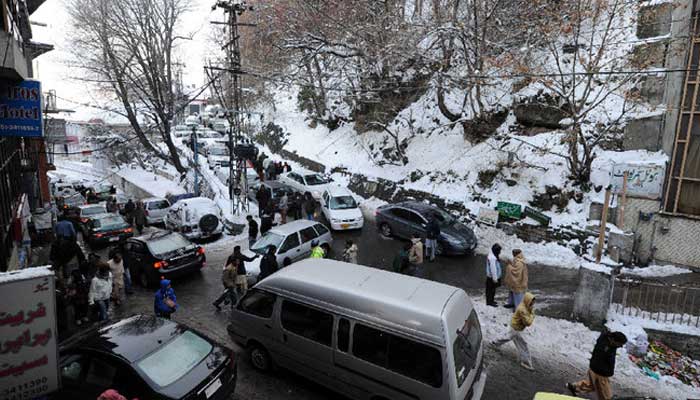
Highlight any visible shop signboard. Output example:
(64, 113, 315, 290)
(0, 80, 43, 138)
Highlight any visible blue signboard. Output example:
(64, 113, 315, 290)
(0, 80, 43, 137)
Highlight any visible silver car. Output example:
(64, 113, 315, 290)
(143, 197, 171, 225)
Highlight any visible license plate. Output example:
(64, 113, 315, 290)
(204, 378, 222, 398)
(109, 236, 120, 242)
(341, 224, 350, 229)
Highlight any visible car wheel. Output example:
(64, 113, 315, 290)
(379, 223, 392, 237)
(249, 344, 272, 372)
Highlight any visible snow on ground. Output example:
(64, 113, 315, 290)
(474, 299, 700, 400)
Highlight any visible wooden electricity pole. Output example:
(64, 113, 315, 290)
(596, 186, 612, 264)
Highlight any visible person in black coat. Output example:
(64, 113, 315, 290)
(124, 199, 136, 224)
(425, 218, 440, 262)
(256, 186, 270, 218)
(246, 215, 258, 248)
(567, 328, 627, 400)
(258, 246, 278, 281)
(260, 212, 273, 236)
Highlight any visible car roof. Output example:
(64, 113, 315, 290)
(258, 259, 460, 346)
(142, 197, 167, 202)
(132, 229, 180, 242)
(174, 197, 217, 208)
(62, 315, 186, 363)
(93, 212, 123, 220)
(390, 201, 437, 213)
(262, 181, 288, 189)
(79, 203, 106, 210)
(325, 185, 352, 197)
(269, 219, 323, 235)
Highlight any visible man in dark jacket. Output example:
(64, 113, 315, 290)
(567, 328, 627, 400)
(425, 218, 440, 262)
(260, 211, 273, 236)
(124, 199, 136, 224)
(258, 246, 278, 281)
(50, 237, 86, 283)
(246, 215, 258, 248)
(256, 186, 270, 218)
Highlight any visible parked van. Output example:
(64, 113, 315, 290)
(228, 259, 486, 400)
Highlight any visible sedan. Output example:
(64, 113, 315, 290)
(278, 171, 332, 200)
(85, 213, 133, 248)
(65, 203, 107, 234)
(375, 201, 477, 255)
(123, 230, 206, 288)
(55, 315, 237, 400)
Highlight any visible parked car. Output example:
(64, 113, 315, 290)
(84, 213, 133, 248)
(375, 201, 477, 255)
(143, 197, 171, 225)
(228, 259, 485, 400)
(320, 186, 364, 230)
(207, 145, 231, 168)
(243, 219, 332, 284)
(54, 315, 236, 400)
(247, 181, 298, 211)
(278, 171, 333, 200)
(66, 203, 107, 235)
(164, 197, 224, 240)
(58, 192, 87, 216)
(123, 230, 206, 287)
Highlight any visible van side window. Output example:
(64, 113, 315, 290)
(353, 324, 443, 388)
(337, 318, 350, 352)
(299, 227, 318, 243)
(237, 289, 276, 318)
(281, 301, 333, 346)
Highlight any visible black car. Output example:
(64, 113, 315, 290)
(123, 230, 206, 288)
(85, 213, 134, 248)
(55, 315, 237, 400)
(375, 201, 478, 255)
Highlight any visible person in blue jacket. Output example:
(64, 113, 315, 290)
(154, 279, 177, 319)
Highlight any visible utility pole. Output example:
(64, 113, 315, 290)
(192, 125, 199, 197)
(212, 0, 252, 216)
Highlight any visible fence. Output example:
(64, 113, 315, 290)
(611, 278, 700, 327)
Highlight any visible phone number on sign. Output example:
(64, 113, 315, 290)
(1, 377, 49, 400)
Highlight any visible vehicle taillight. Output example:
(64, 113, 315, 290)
(81, 218, 89, 223)
(197, 247, 205, 256)
(154, 261, 168, 269)
(94, 233, 103, 238)
(123, 227, 133, 233)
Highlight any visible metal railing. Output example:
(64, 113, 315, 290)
(611, 278, 700, 327)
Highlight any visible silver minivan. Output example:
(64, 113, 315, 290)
(228, 259, 486, 400)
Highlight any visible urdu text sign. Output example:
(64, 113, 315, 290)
(0, 80, 43, 138)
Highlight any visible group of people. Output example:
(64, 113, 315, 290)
(485, 242, 628, 400)
(122, 199, 147, 233)
(255, 153, 291, 181)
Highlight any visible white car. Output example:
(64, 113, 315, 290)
(243, 219, 333, 284)
(142, 197, 171, 225)
(164, 197, 224, 240)
(206, 146, 231, 168)
(320, 186, 364, 230)
(279, 171, 332, 200)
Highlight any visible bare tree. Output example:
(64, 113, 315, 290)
(67, 0, 190, 173)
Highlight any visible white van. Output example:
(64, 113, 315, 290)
(228, 259, 486, 400)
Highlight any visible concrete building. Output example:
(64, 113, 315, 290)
(620, 0, 700, 269)
(0, 0, 53, 271)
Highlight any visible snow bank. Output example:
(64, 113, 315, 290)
(0, 266, 53, 283)
(620, 264, 693, 278)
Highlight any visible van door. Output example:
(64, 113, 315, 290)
(229, 289, 278, 351)
(276, 299, 335, 386)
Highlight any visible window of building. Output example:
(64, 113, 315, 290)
(665, 11, 700, 217)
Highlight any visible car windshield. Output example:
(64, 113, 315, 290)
(209, 147, 228, 156)
(82, 206, 105, 216)
(147, 234, 192, 256)
(329, 195, 357, 210)
(304, 174, 326, 186)
(94, 216, 127, 230)
(250, 232, 284, 255)
(136, 330, 212, 388)
(430, 208, 456, 227)
(453, 310, 482, 387)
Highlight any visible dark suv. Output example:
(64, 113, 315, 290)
(123, 230, 206, 287)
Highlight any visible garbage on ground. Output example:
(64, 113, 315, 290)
(629, 340, 700, 387)
(626, 332, 649, 358)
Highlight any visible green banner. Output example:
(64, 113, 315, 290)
(496, 201, 522, 220)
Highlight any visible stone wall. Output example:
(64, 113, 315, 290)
(573, 267, 614, 328)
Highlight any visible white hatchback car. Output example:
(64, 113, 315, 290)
(142, 197, 171, 225)
(320, 186, 364, 230)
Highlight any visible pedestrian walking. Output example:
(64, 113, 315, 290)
(279, 191, 289, 224)
(88, 263, 113, 322)
(275, 161, 284, 177)
(310, 240, 325, 259)
(55, 218, 76, 241)
(408, 235, 424, 277)
(124, 199, 136, 225)
(492, 292, 536, 370)
(342, 240, 358, 264)
(68, 266, 90, 326)
(266, 162, 277, 180)
(256, 186, 270, 218)
(133, 201, 147, 234)
(213, 258, 238, 311)
(49, 236, 86, 283)
(425, 218, 440, 262)
(246, 215, 258, 248)
(258, 246, 279, 281)
(303, 192, 315, 220)
(567, 328, 628, 400)
(485, 243, 503, 307)
(503, 249, 528, 310)
(109, 246, 133, 294)
(260, 210, 273, 236)
(229, 246, 257, 295)
(392, 242, 412, 274)
(108, 253, 125, 307)
(283, 162, 292, 172)
(154, 279, 177, 319)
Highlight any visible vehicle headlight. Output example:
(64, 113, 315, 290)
(331, 218, 341, 223)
